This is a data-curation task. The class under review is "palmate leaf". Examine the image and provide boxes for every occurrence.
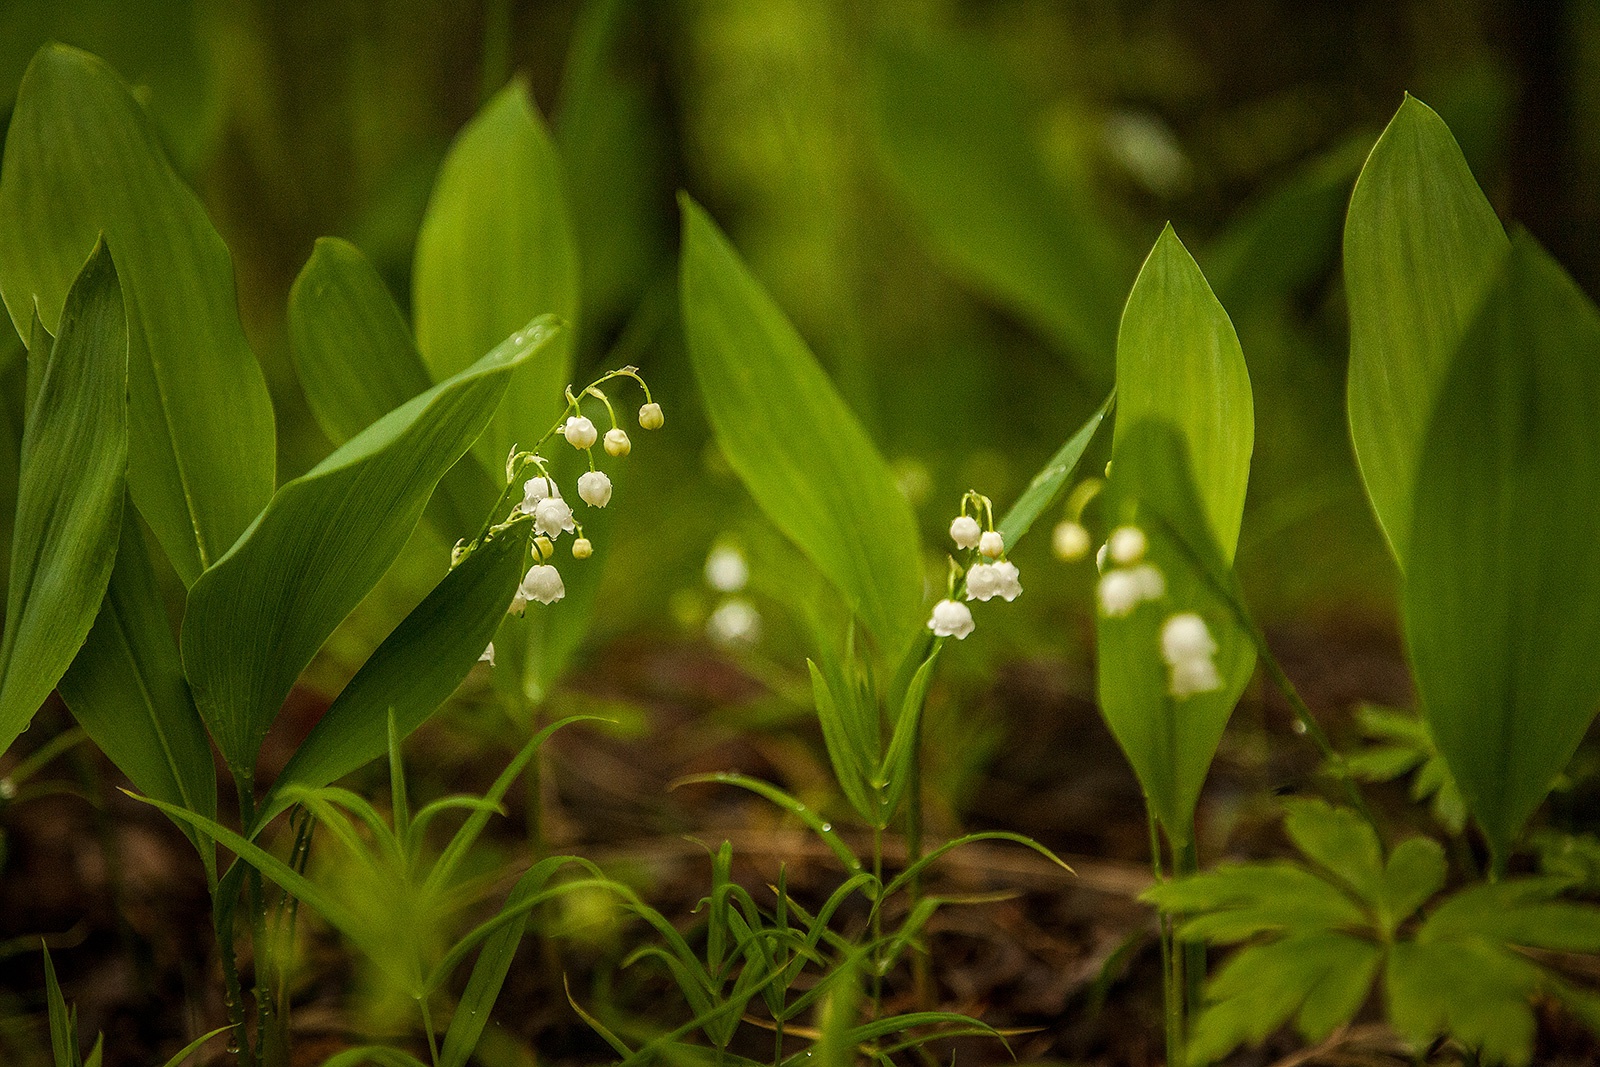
[182,318,561,788]
[1344,94,1508,565]
[0,242,127,757]
[869,36,1130,378]
[1403,233,1600,865]
[679,196,924,660]
[58,511,217,869]
[1154,799,1600,1065]
[414,79,579,477]
[0,44,274,585]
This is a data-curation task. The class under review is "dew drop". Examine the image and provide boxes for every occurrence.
[819,822,831,832]
[1291,719,1308,735]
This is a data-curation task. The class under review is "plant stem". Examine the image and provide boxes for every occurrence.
[906,709,933,1010]
[1174,835,1203,1025]
[235,779,284,1067]
[1148,810,1181,1067]
[213,868,254,1067]
[871,823,884,1018]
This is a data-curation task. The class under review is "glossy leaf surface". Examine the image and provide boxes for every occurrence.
[0,242,128,756]
[414,81,579,476]
[0,44,274,584]
[1403,234,1600,863]
[680,197,924,658]
[1345,94,1508,565]
[182,319,560,785]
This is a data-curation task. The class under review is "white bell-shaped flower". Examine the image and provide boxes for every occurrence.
[1169,656,1223,699]
[927,598,975,639]
[705,545,749,593]
[1127,563,1166,602]
[1161,613,1217,665]
[519,475,559,514]
[1052,520,1090,561]
[577,470,613,507]
[708,597,762,647]
[533,495,576,539]
[949,515,982,549]
[978,530,1004,558]
[965,560,1022,603]
[478,642,496,666]
[564,415,598,449]
[1097,570,1141,617]
[519,564,566,605]
[638,402,665,430]
[604,428,631,457]
[1108,526,1148,566]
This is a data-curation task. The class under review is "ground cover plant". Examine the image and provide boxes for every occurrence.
[2,3,1600,1066]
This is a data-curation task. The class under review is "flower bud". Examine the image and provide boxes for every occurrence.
[927,598,975,639]
[1097,571,1140,617]
[1051,520,1090,561]
[564,415,598,449]
[949,515,982,549]
[638,402,665,430]
[478,643,496,666]
[708,598,762,647]
[978,530,1004,558]
[519,564,566,605]
[572,537,593,560]
[604,428,632,457]
[451,539,468,567]
[705,545,749,593]
[533,536,555,560]
[577,470,613,508]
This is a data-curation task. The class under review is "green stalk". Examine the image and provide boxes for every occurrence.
[871,823,884,1016]
[1148,811,1181,1067]
[213,867,253,1067]
[1174,834,1203,1026]
[235,779,285,1067]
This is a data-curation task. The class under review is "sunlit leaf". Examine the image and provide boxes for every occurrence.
[1344,94,1508,564]
[0,242,127,757]
[0,44,274,585]
[996,390,1114,549]
[680,197,924,659]
[182,319,560,788]
[414,80,579,476]
[1404,233,1600,865]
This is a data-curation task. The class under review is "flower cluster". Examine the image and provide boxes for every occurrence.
[1161,612,1222,699]
[703,542,761,648]
[928,492,1022,639]
[1095,525,1165,617]
[457,367,661,664]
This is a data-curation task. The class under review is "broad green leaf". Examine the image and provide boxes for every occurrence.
[680,197,924,657]
[0,44,274,585]
[996,390,1114,550]
[1282,797,1384,905]
[1187,933,1380,1066]
[1344,94,1508,565]
[58,512,217,865]
[259,527,529,828]
[414,81,579,476]
[289,238,433,447]
[287,237,498,535]
[869,37,1129,377]
[0,242,127,757]
[1095,421,1255,841]
[1112,225,1253,558]
[0,326,24,608]
[182,318,560,787]
[1403,234,1600,863]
